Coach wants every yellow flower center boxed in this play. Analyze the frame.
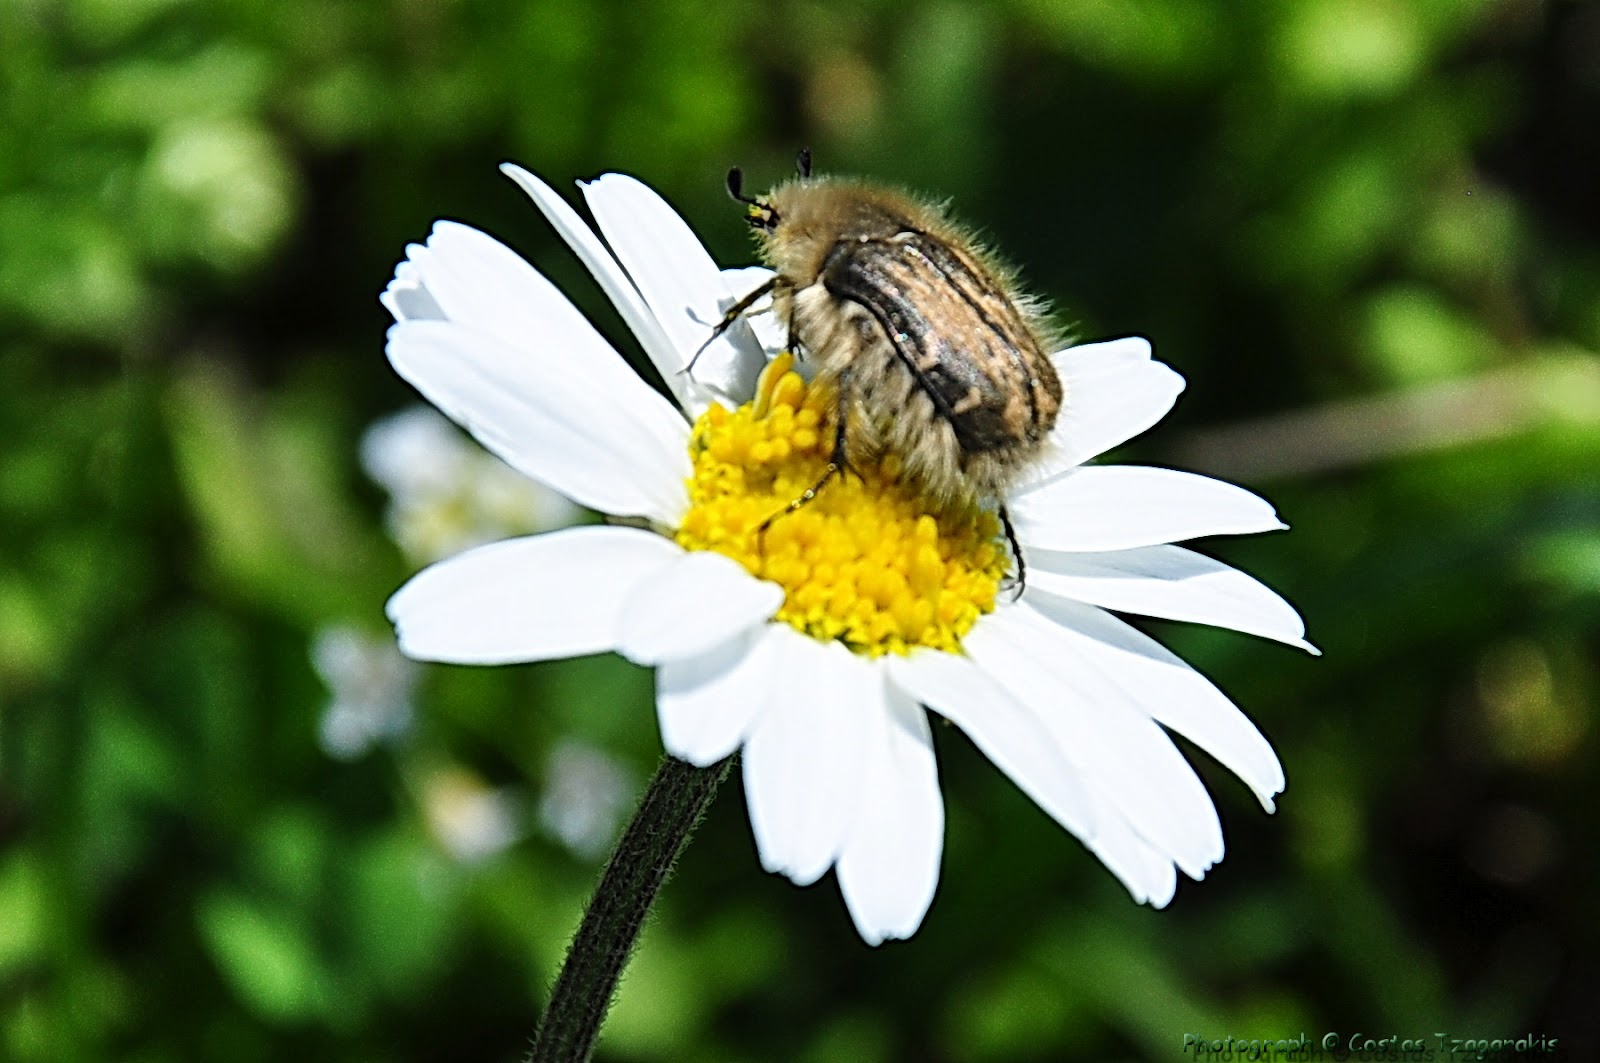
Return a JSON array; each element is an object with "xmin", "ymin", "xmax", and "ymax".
[{"xmin": 675, "ymin": 354, "xmax": 1007, "ymax": 657}]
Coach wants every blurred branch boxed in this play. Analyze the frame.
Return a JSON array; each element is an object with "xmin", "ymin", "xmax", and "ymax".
[{"xmin": 1169, "ymin": 352, "xmax": 1600, "ymax": 481}]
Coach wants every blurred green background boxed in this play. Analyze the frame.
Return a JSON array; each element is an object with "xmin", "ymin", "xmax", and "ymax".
[{"xmin": 3, "ymin": 0, "xmax": 1597, "ymax": 1059}]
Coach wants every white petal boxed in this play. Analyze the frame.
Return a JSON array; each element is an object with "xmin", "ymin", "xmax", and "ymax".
[
  {"xmin": 380, "ymin": 256, "xmax": 446, "ymax": 322},
  {"xmin": 713, "ymin": 266, "xmax": 782, "ymax": 402},
  {"xmin": 885, "ymin": 651, "xmax": 1093, "ymax": 839},
  {"xmin": 835, "ymin": 685, "xmax": 943, "ymax": 945},
  {"xmin": 697, "ymin": 267, "xmax": 774, "ymax": 409},
  {"xmin": 1082, "ymin": 792, "xmax": 1179, "ymax": 907},
  {"xmin": 656, "ymin": 623, "xmax": 781, "ymax": 767},
  {"xmin": 741, "ymin": 633, "xmax": 872, "ymax": 886},
  {"xmin": 1010, "ymin": 465, "xmax": 1287, "ymax": 553},
  {"xmin": 1014, "ymin": 338, "xmax": 1185, "ymax": 489},
  {"xmin": 385, "ymin": 527, "xmax": 682, "ymax": 664},
  {"xmin": 386, "ymin": 320, "xmax": 690, "ymax": 525},
  {"xmin": 720, "ymin": 266, "xmax": 774, "ymax": 290},
  {"xmin": 616, "ymin": 551, "xmax": 783, "ymax": 665},
  {"xmin": 581, "ymin": 174, "xmax": 767, "ymax": 415},
  {"xmin": 401, "ymin": 221, "xmax": 570, "ymax": 359},
  {"xmin": 1024, "ymin": 594, "xmax": 1286, "ymax": 812},
  {"xmin": 400, "ymin": 219, "xmax": 688, "ymax": 410},
  {"xmin": 1058, "ymin": 335, "xmax": 1156, "ymax": 368},
  {"xmin": 721, "ymin": 266, "xmax": 784, "ymax": 358},
  {"xmin": 498, "ymin": 164, "xmax": 690, "ymax": 409},
  {"xmin": 965, "ymin": 604, "xmax": 1224, "ymax": 879},
  {"xmin": 1028, "ymin": 544, "xmax": 1318, "ymax": 653}
]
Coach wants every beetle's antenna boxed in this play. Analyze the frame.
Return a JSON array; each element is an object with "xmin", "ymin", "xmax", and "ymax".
[{"xmin": 726, "ymin": 167, "xmax": 758, "ymax": 205}]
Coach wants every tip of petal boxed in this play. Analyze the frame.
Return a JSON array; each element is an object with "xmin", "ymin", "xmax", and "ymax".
[
  {"xmin": 854, "ymin": 926, "xmax": 897, "ymax": 948},
  {"xmin": 845, "ymin": 900, "xmax": 921, "ymax": 947},
  {"xmin": 1157, "ymin": 361, "xmax": 1188, "ymax": 396},
  {"xmin": 380, "ymin": 252, "xmax": 447, "ymax": 324},
  {"xmin": 498, "ymin": 162, "xmax": 550, "ymax": 193},
  {"xmin": 774, "ymin": 860, "xmax": 827, "ymax": 889},
  {"xmin": 498, "ymin": 163, "xmax": 564, "ymax": 210},
  {"xmin": 577, "ymin": 173, "xmax": 651, "ymax": 204},
  {"xmin": 1062, "ymin": 335, "xmax": 1155, "ymax": 362}
]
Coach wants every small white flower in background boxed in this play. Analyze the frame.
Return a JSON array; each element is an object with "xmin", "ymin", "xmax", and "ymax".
[
  {"xmin": 362, "ymin": 404, "xmax": 582, "ymax": 564},
  {"xmin": 379, "ymin": 164, "xmax": 1317, "ymax": 944},
  {"xmin": 312, "ymin": 629, "xmax": 523, "ymax": 863},
  {"xmin": 537, "ymin": 739, "xmax": 634, "ymax": 861},
  {"xmin": 311, "ymin": 625, "xmax": 419, "ymax": 760},
  {"xmin": 420, "ymin": 765, "xmax": 523, "ymax": 864}
]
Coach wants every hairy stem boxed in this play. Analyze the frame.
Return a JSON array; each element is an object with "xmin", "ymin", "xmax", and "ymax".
[{"xmin": 528, "ymin": 754, "xmax": 731, "ymax": 1063}]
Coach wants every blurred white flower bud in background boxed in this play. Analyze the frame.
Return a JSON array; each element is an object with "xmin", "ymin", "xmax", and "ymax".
[
  {"xmin": 420, "ymin": 765, "xmax": 524, "ymax": 864},
  {"xmin": 361, "ymin": 405, "xmax": 582, "ymax": 564},
  {"xmin": 311, "ymin": 625, "xmax": 419, "ymax": 760},
  {"xmin": 537, "ymin": 739, "xmax": 634, "ymax": 861}
]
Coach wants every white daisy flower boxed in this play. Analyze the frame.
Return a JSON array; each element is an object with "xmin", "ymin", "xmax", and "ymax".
[{"xmin": 380, "ymin": 163, "xmax": 1316, "ymax": 945}]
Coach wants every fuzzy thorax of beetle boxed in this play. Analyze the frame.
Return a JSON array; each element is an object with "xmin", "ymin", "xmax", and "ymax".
[{"xmin": 727, "ymin": 161, "xmax": 1064, "ymax": 517}]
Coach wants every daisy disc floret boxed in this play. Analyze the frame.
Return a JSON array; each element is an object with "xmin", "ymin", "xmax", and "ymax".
[
  {"xmin": 679, "ymin": 352, "xmax": 1006, "ymax": 657},
  {"xmin": 381, "ymin": 163, "xmax": 1317, "ymax": 945}
]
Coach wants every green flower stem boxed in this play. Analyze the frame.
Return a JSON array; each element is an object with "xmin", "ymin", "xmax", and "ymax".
[{"xmin": 528, "ymin": 753, "xmax": 731, "ymax": 1063}]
